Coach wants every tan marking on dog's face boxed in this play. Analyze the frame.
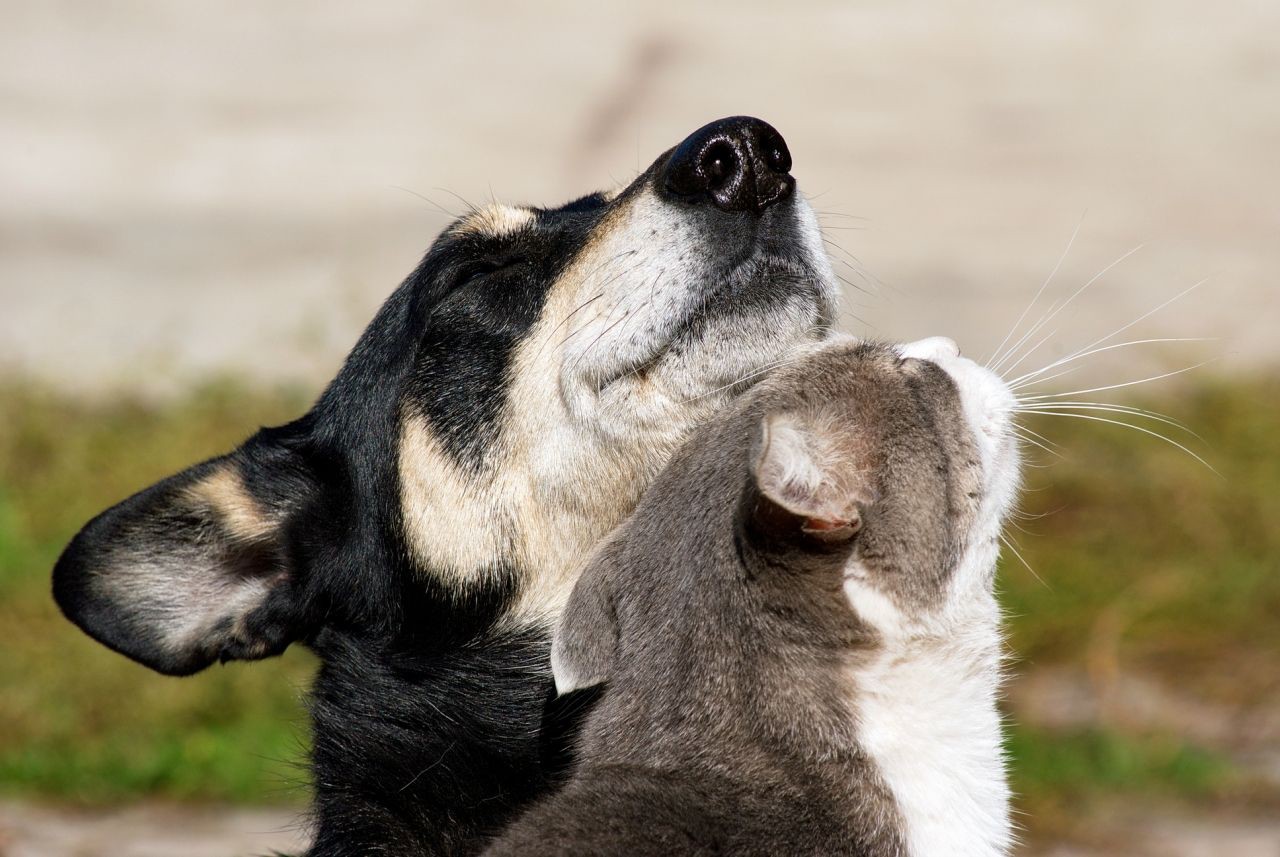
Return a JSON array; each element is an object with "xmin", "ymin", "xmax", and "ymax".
[
  {"xmin": 398, "ymin": 412, "xmax": 514, "ymax": 583},
  {"xmin": 450, "ymin": 203, "xmax": 535, "ymax": 239},
  {"xmin": 184, "ymin": 468, "xmax": 276, "ymax": 542}
]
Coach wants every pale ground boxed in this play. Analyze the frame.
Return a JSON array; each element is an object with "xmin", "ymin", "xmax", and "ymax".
[
  {"xmin": 3, "ymin": 800, "xmax": 1279, "ymax": 857},
  {"xmin": 2, "ymin": 1, "xmax": 1279, "ymax": 855},
  {"xmin": 2, "ymin": 0, "xmax": 1278, "ymax": 395}
]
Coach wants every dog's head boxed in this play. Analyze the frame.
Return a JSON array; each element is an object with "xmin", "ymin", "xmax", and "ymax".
[{"xmin": 53, "ymin": 116, "xmax": 837, "ymax": 676}]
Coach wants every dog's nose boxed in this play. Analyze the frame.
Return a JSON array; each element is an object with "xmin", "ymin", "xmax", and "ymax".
[{"xmin": 661, "ymin": 116, "xmax": 795, "ymax": 214}]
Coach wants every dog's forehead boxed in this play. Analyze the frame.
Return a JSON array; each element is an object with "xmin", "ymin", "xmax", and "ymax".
[
  {"xmin": 449, "ymin": 203, "xmax": 536, "ymax": 240},
  {"xmin": 444, "ymin": 192, "xmax": 616, "ymax": 243}
]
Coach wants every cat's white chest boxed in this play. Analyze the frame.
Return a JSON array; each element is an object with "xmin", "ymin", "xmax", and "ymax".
[{"xmin": 847, "ymin": 605, "xmax": 1012, "ymax": 857}]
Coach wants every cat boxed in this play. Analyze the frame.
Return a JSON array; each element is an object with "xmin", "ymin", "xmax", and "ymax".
[{"xmin": 485, "ymin": 335, "xmax": 1020, "ymax": 857}]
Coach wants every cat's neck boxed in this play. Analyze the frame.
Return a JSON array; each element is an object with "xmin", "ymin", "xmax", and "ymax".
[{"xmin": 848, "ymin": 599, "xmax": 1012, "ymax": 857}]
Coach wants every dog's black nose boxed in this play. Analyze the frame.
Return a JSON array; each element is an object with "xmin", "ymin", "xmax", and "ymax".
[{"xmin": 661, "ymin": 116, "xmax": 795, "ymax": 214}]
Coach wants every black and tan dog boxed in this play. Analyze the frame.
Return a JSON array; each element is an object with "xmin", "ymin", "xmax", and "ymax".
[{"xmin": 51, "ymin": 117, "xmax": 836, "ymax": 855}]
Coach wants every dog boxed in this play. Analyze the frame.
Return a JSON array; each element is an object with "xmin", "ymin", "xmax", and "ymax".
[
  {"xmin": 484, "ymin": 337, "xmax": 1019, "ymax": 856},
  {"xmin": 52, "ymin": 116, "xmax": 837, "ymax": 855}
]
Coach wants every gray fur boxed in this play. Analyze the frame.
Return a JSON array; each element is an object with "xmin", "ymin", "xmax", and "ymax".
[{"xmin": 485, "ymin": 341, "xmax": 989, "ymax": 856}]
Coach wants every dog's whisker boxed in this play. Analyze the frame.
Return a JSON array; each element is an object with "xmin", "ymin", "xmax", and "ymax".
[
  {"xmin": 568, "ymin": 306, "xmax": 636, "ymax": 380},
  {"xmin": 543, "ymin": 256, "xmax": 651, "ymax": 355},
  {"xmin": 813, "ymin": 210, "xmax": 870, "ymax": 221},
  {"xmin": 833, "ymin": 270, "xmax": 872, "ymax": 296},
  {"xmin": 432, "ymin": 186, "xmax": 480, "ymax": 216},
  {"xmin": 676, "ymin": 361, "xmax": 795, "ymax": 406},
  {"xmin": 600, "ymin": 329, "xmax": 825, "ymax": 416},
  {"xmin": 388, "ymin": 185, "xmax": 464, "ymax": 219},
  {"xmin": 820, "ymin": 234, "xmax": 887, "ymax": 292},
  {"xmin": 535, "ymin": 252, "xmax": 636, "ymax": 354},
  {"xmin": 671, "ymin": 343, "xmax": 819, "ymax": 408},
  {"xmin": 591, "ymin": 271, "xmax": 668, "ymax": 393}
]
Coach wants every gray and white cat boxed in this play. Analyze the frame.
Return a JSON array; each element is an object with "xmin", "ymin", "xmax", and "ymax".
[{"xmin": 485, "ymin": 335, "xmax": 1021, "ymax": 857}]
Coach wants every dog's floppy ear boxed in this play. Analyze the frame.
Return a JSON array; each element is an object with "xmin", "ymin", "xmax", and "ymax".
[
  {"xmin": 750, "ymin": 411, "xmax": 873, "ymax": 543},
  {"xmin": 52, "ymin": 430, "xmax": 316, "ymax": 676},
  {"xmin": 550, "ymin": 552, "xmax": 620, "ymax": 696}
]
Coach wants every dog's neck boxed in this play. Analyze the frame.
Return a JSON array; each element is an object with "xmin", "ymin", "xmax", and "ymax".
[{"xmin": 306, "ymin": 619, "xmax": 562, "ymax": 855}]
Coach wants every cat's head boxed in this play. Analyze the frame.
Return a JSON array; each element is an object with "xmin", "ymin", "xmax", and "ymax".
[
  {"xmin": 551, "ymin": 337, "xmax": 1022, "ymax": 695},
  {"xmin": 747, "ymin": 336, "xmax": 1021, "ymax": 637}
]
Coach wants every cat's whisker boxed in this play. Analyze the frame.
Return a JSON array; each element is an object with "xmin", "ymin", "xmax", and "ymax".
[
  {"xmin": 985, "ymin": 216, "xmax": 1083, "ymax": 369},
  {"xmin": 1017, "ymin": 410, "xmax": 1216, "ymax": 473},
  {"xmin": 1008, "ymin": 337, "xmax": 1213, "ymax": 390},
  {"xmin": 1010, "ymin": 505, "xmax": 1065, "ymax": 523},
  {"xmin": 1009, "ymin": 277, "xmax": 1209, "ymax": 388},
  {"xmin": 1016, "ymin": 358, "xmax": 1217, "ymax": 401},
  {"xmin": 1012, "ymin": 423, "xmax": 1063, "ymax": 453},
  {"xmin": 992, "ymin": 241, "xmax": 1144, "ymax": 376},
  {"xmin": 1012, "ymin": 431, "xmax": 1061, "ymax": 460},
  {"xmin": 1007, "ymin": 363, "xmax": 1087, "ymax": 394},
  {"xmin": 996, "ymin": 243, "xmax": 1147, "ymax": 378},
  {"xmin": 1007, "ymin": 519, "xmax": 1042, "ymax": 538},
  {"xmin": 997, "ymin": 326, "xmax": 1059, "ymax": 379},
  {"xmin": 990, "ymin": 299, "xmax": 1063, "ymax": 376},
  {"xmin": 1017, "ymin": 401, "xmax": 1199, "ymax": 438},
  {"xmin": 999, "ymin": 532, "xmax": 1047, "ymax": 588}
]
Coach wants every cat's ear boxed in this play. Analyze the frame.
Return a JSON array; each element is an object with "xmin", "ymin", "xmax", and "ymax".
[
  {"xmin": 52, "ymin": 430, "xmax": 317, "ymax": 676},
  {"xmin": 550, "ymin": 554, "xmax": 620, "ymax": 695},
  {"xmin": 749, "ymin": 411, "xmax": 873, "ymax": 543}
]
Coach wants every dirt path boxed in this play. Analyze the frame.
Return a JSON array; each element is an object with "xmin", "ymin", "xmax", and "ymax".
[
  {"xmin": 3, "ymin": 801, "xmax": 1279, "ymax": 857},
  {"xmin": 2, "ymin": 1, "xmax": 1277, "ymax": 395},
  {"xmin": 0, "ymin": 802, "xmax": 308, "ymax": 857}
]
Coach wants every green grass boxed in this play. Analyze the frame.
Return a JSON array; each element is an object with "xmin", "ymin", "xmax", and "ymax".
[
  {"xmin": 1005, "ymin": 377, "xmax": 1280, "ymax": 704},
  {"xmin": 0, "ymin": 374, "xmax": 1277, "ymax": 818},
  {"xmin": 1007, "ymin": 724, "xmax": 1236, "ymax": 800}
]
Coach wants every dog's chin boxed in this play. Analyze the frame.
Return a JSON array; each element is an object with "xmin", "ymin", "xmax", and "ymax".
[
  {"xmin": 608, "ymin": 248, "xmax": 832, "ymax": 380},
  {"xmin": 595, "ymin": 292, "xmax": 832, "ymax": 416}
]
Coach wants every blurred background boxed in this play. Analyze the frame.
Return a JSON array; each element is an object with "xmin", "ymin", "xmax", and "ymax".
[{"xmin": 1, "ymin": 1, "xmax": 1277, "ymax": 854}]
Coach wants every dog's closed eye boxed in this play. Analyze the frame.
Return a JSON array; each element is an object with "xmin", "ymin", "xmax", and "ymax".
[{"xmin": 454, "ymin": 258, "xmax": 523, "ymax": 288}]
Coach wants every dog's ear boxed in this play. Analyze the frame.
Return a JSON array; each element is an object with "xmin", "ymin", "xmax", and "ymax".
[
  {"xmin": 52, "ymin": 429, "xmax": 317, "ymax": 676},
  {"xmin": 750, "ymin": 411, "xmax": 872, "ymax": 543},
  {"xmin": 550, "ymin": 552, "xmax": 620, "ymax": 696}
]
